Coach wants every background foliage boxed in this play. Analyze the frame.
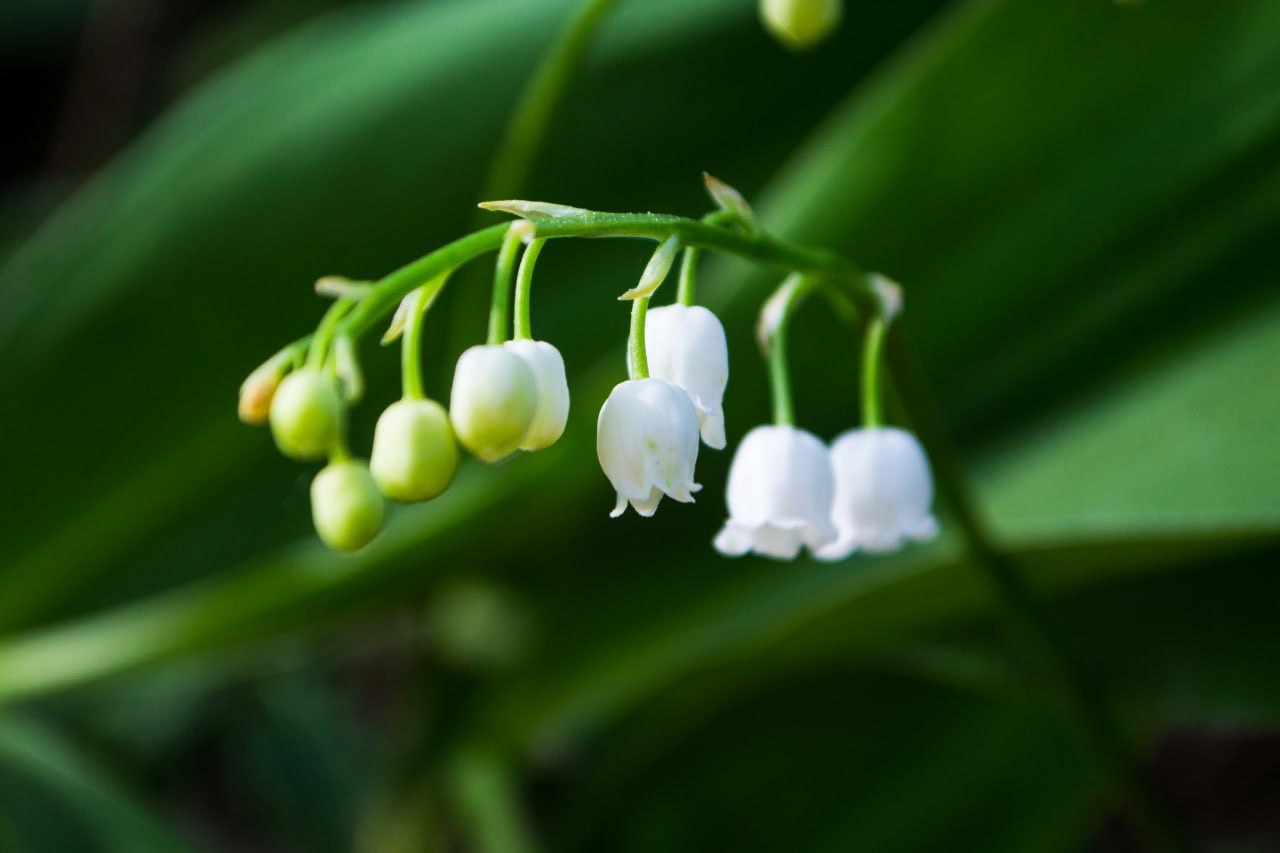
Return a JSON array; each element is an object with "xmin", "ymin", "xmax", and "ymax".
[{"xmin": 1, "ymin": 0, "xmax": 1278, "ymax": 849}]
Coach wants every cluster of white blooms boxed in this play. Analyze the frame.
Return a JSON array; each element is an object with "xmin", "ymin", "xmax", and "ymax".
[
  {"xmin": 594, "ymin": 298, "xmax": 937, "ymax": 562},
  {"xmin": 718, "ymin": 424, "xmax": 937, "ymax": 562},
  {"xmin": 241, "ymin": 185, "xmax": 937, "ymax": 560}
]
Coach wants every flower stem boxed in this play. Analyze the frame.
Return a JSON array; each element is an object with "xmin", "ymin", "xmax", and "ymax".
[
  {"xmin": 677, "ymin": 247, "xmax": 700, "ymax": 306},
  {"xmin": 765, "ymin": 276, "xmax": 812, "ymax": 427},
  {"xmin": 885, "ymin": 333, "xmax": 1191, "ymax": 853},
  {"xmin": 306, "ymin": 297, "xmax": 355, "ymax": 370},
  {"xmin": 401, "ymin": 288, "xmax": 430, "ymax": 400},
  {"xmin": 340, "ymin": 210, "xmax": 875, "ymax": 346},
  {"xmin": 514, "ymin": 238, "xmax": 546, "ymax": 340},
  {"xmin": 628, "ymin": 296, "xmax": 650, "ymax": 381},
  {"xmin": 487, "ymin": 225, "xmax": 526, "ymax": 346},
  {"xmin": 861, "ymin": 316, "xmax": 886, "ymax": 428}
]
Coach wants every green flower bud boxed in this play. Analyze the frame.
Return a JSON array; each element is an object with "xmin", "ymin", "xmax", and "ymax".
[
  {"xmin": 370, "ymin": 398, "xmax": 459, "ymax": 502},
  {"xmin": 760, "ymin": 0, "xmax": 841, "ymax": 51},
  {"xmin": 311, "ymin": 460, "xmax": 384, "ymax": 553},
  {"xmin": 269, "ymin": 368, "xmax": 343, "ymax": 460},
  {"xmin": 449, "ymin": 345, "xmax": 537, "ymax": 462},
  {"xmin": 238, "ymin": 351, "xmax": 292, "ymax": 426}
]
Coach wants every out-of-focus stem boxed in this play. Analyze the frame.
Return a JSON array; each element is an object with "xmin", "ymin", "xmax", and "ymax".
[
  {"xmin": 885, "ymin": 333, "xmax": 1191, "ymax": 853},
  {"xmin": 480, "ymin": 0, "xmax": 623, "ymax": 202}
]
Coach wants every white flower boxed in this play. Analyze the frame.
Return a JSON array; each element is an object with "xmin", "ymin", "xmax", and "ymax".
[
  {"xmin": 645, "ymin": 304, "xmax": 729, "ymax": 449},
  {"xmin": 449, "ymin": 345, "xmax": 537, "ymax": 462},
  {"xmin": 503, "ymin": 339, "xmax": 570, "ymax": 451},
  {"xmin": 714, "ymin": 425, "xmax": 836, "ymax": 560},
  {"xmin": 596, "ymin": 378, "xmax": 701, "ymax": 517},
  {"xmin": 816, "ymin": 427, "xmax": 939, "ymax": 561}
]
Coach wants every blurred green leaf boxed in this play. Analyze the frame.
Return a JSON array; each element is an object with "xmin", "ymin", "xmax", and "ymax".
[
  {"xmin": 549, "ymin": 672, "xmax": 1102, "ymax": 853},
  {"xmin": 2, "ymin": 0, "xmax": 1280, "ymax": 846},
  {"xmin": 0, "ymin": 716, "xmax": 188, "ymax": 852},
  {"xmin": 975, "ymin": 296, "xmax": 1280, "ymax": 540}
]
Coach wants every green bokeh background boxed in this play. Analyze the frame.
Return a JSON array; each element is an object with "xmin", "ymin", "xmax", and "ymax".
[{"xmin": 1, "ymin": 0, "xmax": 1278, "ymax": 849}]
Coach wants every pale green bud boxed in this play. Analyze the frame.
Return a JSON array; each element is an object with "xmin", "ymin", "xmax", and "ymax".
[
  {"xmin": 760, "ymin": 0, "xmax": 841, "ymax": 50},
  {"xmin": 269, "ymin": 368, "xmax": 343, "ymax": 460},
  {"xmin": 311, "ymin": 460, "xmax": 384, "ymax": 553},
  {"xmin": 449, "ymin": 345, "xmax": 537, "ymax": 462},
  {"xmin": 239, "ymin": 362, "xmax": 283, "ymax": 426},
  {"xmin": 370, "ymin": 398, "xmax": 458, "ymax": 502}
]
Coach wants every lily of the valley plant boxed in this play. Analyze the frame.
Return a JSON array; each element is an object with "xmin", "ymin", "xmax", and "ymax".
[{"xmin": 239, "ymin": 175, "xmax": 938, "ymax": 560}]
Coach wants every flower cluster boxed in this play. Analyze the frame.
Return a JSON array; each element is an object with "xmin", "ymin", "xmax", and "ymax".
[
  {"xmin": 239, "ymin": 178, "xmax": 939, "ymax": 561},
  {"xmin": 716, "ymin": 424, "xmax": 937, "ymax": 562}
]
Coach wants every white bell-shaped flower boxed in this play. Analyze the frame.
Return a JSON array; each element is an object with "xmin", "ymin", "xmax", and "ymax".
[
  {"xmin": 596, "ymin": 378, "xmax": 701, "ymax": 517},
  {"xmin": 816, "ymin": 427, "xmax": 939, "ymax": 561},
  {"xmin": 503, "ymin": 339, "xmax": 570, "ymax": 451},
  {"xmin": 714, "ymin": 425, "xmax": 836, "ymax": 560},
  {"xmin": 645, "ymin": 304, "xmax": 729, "ymax": 449},
  {"xmin": 449, "ymin": 345, "xmax": 537, "ymax": 462}
]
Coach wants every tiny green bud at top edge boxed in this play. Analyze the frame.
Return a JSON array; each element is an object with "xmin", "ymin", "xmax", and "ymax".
[
  {"xmin": 760, "ymin": 0, "xmax": 841, "ymax": 51},
  {"xmin": 311, "ymin": 460, "xmax": 384, "ymax": 553},
  {"xmin": 370, "ymin": 398, "xmax": 459, "ymax": 502},
  {"xmin": 269, "ymin": 368, "xmax": 343, "ymax": 460}
]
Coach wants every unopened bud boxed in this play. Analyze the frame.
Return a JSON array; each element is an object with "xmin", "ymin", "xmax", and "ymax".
[
  {"xmin": 311, "ymin": 460, "xmax": 384, "ymax": 553},
  {"xmin": 269, "ymin": 368, "xmax": 343, "ymax": 460},
  {"xmin": 449, "ymin": 345, "xmax": 537, "ymax": 462},
  {"xmin": 239, "ymin": 356, "xmax": 288, "ymax": 425},
  {"xmin": 370, "ymin": 398, "xmax": 459, "ymax": 502},
  {"xmin": 760, "ymin": 0, "xmax": 841, "ymax": 51}
]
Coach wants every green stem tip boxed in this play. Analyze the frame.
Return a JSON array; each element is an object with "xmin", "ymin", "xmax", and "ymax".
[
  {"xmin": 628, "ymin": 296, "xmax": 650, "ymax": 381},
  {"xmin": 514, "ymin": 238, "xmax": 547, "ymax": 340}
]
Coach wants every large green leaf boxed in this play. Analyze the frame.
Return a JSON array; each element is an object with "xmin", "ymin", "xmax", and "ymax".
[{"xmin": 2, "ymin": 0, "xmax": 1279, "ymax": 846}]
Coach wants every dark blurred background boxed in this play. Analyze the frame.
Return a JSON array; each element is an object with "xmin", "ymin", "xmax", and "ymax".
[{"xmin": 1, "ymin": 0, "xmax": 1279, "ymax": 850}]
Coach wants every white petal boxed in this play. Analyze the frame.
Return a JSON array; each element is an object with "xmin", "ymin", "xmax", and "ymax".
[
  {"xmin": 504, "ymin": 339, "xmax": 570, "ymax": 451},
  {"xmin": 713, "ymin": 521, "xmax": 754, "ymax": 556},
  {"xmin": 597, "ymin": 378, "xmax": 701, "ymax": 518},
  {"xmin": 450, "ymin": 346, "xmax": 538, "ymax": 462},
  {"xmin": 716, "ymin": 425, "xmax": 836, "ymax": 559},
  {"xmin": 828, "ymin": 427, "xmax": 938, "ymax": 555},
  {"xmin": 645, "ymin": 305, "xmax": 729, "ymax": 450}
]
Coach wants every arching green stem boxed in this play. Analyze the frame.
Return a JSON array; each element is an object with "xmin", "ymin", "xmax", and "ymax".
[
  {"xmin": 400, "ymin": 272, "xmax": 451, "ymax": 400},
  {"xmin": 861, "ymin": 317, "xmax": 887, "ymax": 428},
  {"xmin": 339, "ymin": 210, "xmax": 875, "ymax": 347},
  {"xmin": 306, "ymin": 297, "xmax": 356, "ymax": 370},
  {"xmin": 627, "ymin": 296, "xmax": 650, "ymax": 381},
  {"xmin": 514, "ymin": 238, "xmax": 547, "ymax": 340},
  {"xmin": 401, "ymin": 288, "xmax": 430, "ymax": 400},
  {"xmin": 764, "ymin": 276, "xmax": 814, "ymax": 427},
  {"xmin": 677, "ymin": 247, "xmax": 700, "ymax": 307}
]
